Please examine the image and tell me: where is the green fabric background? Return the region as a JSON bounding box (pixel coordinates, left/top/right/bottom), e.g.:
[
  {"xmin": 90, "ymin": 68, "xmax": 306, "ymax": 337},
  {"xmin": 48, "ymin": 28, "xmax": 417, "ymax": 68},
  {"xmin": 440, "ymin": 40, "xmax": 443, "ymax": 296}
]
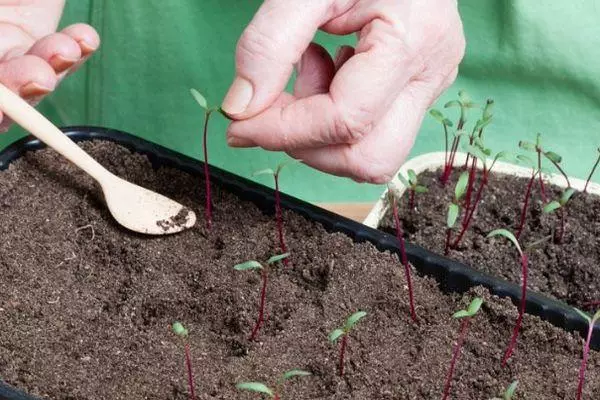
[{"xmin": 2, "ymin": 0, "xmax": 599, "ymax": 202}]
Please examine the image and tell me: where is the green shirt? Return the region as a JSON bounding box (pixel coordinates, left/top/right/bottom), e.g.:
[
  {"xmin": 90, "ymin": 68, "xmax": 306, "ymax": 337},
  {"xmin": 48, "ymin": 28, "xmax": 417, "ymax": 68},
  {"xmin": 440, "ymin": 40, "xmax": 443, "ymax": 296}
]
[{"xmin": 3, "ymin": 0, "xmax": 599, "ymax": 202}]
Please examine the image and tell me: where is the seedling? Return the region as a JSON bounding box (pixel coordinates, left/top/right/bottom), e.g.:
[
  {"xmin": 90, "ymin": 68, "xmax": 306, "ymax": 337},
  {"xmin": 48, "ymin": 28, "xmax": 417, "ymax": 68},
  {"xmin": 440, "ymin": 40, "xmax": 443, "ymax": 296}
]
[
  {"xmin": 543, "ymin": 187, "xmax": 576, "ymax": 244},
  {"xmin": 329, "ymin": 311, "xmax": 367, "ymax": 376},
  {"xmin": 487, "ymin": 229, "xmax": 528, "ymax": 367},
  {"xmin": 234, "ymin": 253, "xmax": 290, "ymax": 341},
  {"xmin": 583, "ymin": 147, "xmax": 600, "ymax": 193},
  {"xmin": 172, "ymin": 322, "xmax": 196, "ymax": 400},
  {"xmin": 499, "ymin": 380, "xmax": 519, "ymax": 400},
  {"xmin": 429, "ymin": 108, "xmax": 454, "ymax": 181},
  {"xmin": 236, "ymin": 369, "xmax": 311, "ymax": 400},
  {"xmin": 387, "ymin": 188, "xmax": 417, "ymax": 322},
  {"xmin": 253, "ymin": 160, "xmax": 301, "ymax": 264},
  {"xmin": 445, "ymin": 171, "xmax": 469, "ymax": 255},
  {"xmin": 514, "ymin": 155, "xmax": 541, "ymax": 239},
  {"xmin": 190, "ymin": 89, "xmax": 226, "ymax": 230},
  {"xmin": 442, "ymin": 297, "xmax": 484, "ymax": 400},
  {"xmin": 397, "ymin": 169, "xmax": 428, "ymax": 211},
  {"xmin": 574, "ymin": 309, "xmax": 600, "ymax": 400}
]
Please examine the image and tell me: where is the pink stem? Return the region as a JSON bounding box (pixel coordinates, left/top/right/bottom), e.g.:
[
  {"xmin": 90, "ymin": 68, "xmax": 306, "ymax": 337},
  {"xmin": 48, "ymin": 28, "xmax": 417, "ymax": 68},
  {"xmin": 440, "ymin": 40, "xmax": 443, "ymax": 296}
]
[
  {"xmin": 462, "ymin": 157, "xmax": 477, "ymax": 226},
  {"xmin": 203, "ymin": 111, "xmax": 212, "ymax": 230},
  {"xmin": 339, "ymin": 335, "xmax": 348, "ymax": 376},
  {"xmin": 557, "ymin": 207, "xmax": 566, "ymax": 244},
  {"xmin": 409, "ymin": 189, "xmax": 416, "ymax": 211},
  {"xmin": 452, "ymin": 171, "xmax": 488, "ymax": 249},
  {"xmin": 274, "ymin": 174, "xmax": 288, "ymax": 265},
  {"xmin": 249, "ymin": 269, "xmax": 268, "ymax": 341},
  {"xmin": 391, "ymin": 198, "xmax": 417, "ymax": 322},
  {"xmin": 184, "ymin": 343, "xmax": 196, "ymax": 400},
  {"xmin": 442, "ymin": 318, "xmax": 470, "ymax": 400},
  {"xmin": 444, "ymin": 229, "xmax": 452, "ymax": 256},
  {"xmin": 584, "ymin": 155, "xmax": 600, "ymax": 193},
  {"xmin": 501, "ymin": 254, "xmax": 528, "ymax": 367},
  {"xmin": 577, "ymin": 320, "xmax": 595, "ymax": 400},
  {"xmin": 537, "ymin": 150, "xmax": 548, "ymax": 203},
  {"xmin": 516, "ymin": 171, "xmax": 536, "ymax": 239}
]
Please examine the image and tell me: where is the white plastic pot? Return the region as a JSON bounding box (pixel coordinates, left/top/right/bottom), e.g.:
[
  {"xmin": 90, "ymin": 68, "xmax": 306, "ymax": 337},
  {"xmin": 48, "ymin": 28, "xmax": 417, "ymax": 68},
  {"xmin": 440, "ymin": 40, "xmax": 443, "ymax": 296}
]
[{"xmin": 363, "ymin": 151, "xmax": 600, "ymax": 229}]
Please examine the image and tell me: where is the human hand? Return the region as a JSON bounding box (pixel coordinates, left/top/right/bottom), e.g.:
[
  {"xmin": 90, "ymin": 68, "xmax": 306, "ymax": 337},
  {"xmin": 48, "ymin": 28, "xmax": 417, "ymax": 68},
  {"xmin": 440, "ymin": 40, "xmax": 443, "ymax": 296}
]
[
  {"xmin": 0, "ymin": 0, "xmax": 100, "ymax": 132},
  {"xmin": 223, "ymin": 0, "xmax": 464, "ymax": 183}
]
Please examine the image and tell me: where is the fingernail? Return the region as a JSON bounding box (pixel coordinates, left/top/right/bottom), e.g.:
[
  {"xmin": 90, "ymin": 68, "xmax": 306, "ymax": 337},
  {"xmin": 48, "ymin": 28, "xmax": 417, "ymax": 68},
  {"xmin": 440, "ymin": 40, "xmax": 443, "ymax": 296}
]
[
  {"xmin": 227, "ymin": 135, "xmax": 256, "ymax": 148},
  {"xmin": 222, "ymin": 77, "xmax": 253, "ymax": 115},
  {"xmin": 19, "ymin": 82, "xmax": 53, "ymax": 98},
  {"xmin": 49, "ymin": 55, "xmax": 78, "ymax": 73},
  {"xmin": 78, "ymin": 40, "xmax": 98, "ymax": 56}
]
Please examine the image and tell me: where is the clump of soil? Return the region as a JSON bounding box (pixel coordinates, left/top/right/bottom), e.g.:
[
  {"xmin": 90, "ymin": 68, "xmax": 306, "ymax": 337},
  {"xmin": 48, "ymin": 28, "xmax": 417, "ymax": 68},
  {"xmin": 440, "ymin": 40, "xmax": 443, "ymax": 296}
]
[
  {"xmin": 0, "ymin": 141, "xmax": 598, "ymax": 399},
  {"xmin": 380, "ymin": 168, "xmax": 600, "ymax": 308}
]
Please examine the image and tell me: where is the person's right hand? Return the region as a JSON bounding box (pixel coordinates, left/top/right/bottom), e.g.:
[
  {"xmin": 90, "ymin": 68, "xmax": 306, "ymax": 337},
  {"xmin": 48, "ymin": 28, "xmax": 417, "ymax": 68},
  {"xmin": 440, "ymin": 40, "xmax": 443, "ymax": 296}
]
[{"xmin": 0, "ymin": 0, "xmax": 100, "ymax": 132}]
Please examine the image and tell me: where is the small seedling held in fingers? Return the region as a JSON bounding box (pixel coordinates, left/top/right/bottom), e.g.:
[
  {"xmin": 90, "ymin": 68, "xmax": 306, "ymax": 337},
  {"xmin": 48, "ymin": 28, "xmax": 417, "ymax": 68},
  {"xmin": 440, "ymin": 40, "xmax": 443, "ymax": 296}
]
[
  {"xmin": 574, "ymin": 308, "xmax": 600, "ymax": 400},
  {"xmin": 387, "ymin": 188, "xmax": 417, "ymax": 322},
  {"xmin": 584, "ymin": 147, "xmax": 600, "ymax": 193},
  {"xmin": 442, "ymin": 297, "xmax": 484, "ymax": 400},
  {"xmin": 172, "ymin": 321, "xmax": 196, "ymax": 400},
  {"xmin": 236, "ymin": 369, "xmax": 311, "ymax": 400},
  {"xmin": 329, "ymin": 311, "xmax": 367, "ymax": 376},
  {"xmin": 445, "ymin": 171, "xmax": 469, "ymax": 255},
  {"xmin": 234, "ymin": 253, "xmax": 290, "ymax": 341},
  {"xmin": 543, "ymin": 187, "xmax": 577, "ymax": 244},
  {"xmin": 190, "ymin": 89, "xmax": 227, "ymax": 230},
  {"xmin": 254, "ymin": 160, "xmax": 302, "ymax": 264},
  {"xmin": 487, "ymin": 229, "xmax": 528, "ymax": 367},
  {"xmin": 397, "ymin": 169, "xmax": 428, "ymax": 211}
]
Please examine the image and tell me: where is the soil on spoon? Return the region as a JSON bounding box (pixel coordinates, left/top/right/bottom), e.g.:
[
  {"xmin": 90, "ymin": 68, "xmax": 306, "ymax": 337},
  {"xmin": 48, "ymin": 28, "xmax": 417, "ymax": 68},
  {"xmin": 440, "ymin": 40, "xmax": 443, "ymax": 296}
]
[
  {"xmin": 380, "ymin": 167, "xmax": 600, "ymax": 309},
  {"xmin": 0, "ymin": 141, "xmax": 598, "ymax": 400}
]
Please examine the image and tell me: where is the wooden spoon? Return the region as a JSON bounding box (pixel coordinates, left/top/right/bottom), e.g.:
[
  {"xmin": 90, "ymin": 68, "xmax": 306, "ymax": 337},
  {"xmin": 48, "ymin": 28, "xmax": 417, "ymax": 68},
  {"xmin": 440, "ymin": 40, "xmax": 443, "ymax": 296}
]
[{"xmin": 0, "ymin": 83, "xmax": 196, "ymax": 235}]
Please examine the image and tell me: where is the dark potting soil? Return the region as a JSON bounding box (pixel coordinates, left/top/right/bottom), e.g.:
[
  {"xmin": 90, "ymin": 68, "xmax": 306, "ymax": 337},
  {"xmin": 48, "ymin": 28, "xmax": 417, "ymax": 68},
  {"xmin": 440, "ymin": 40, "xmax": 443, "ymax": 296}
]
[
  {"xmin": 0, "ymin": 141, "xmax": 598, "ymax": 400},
  {"xmin": 380, "ymin": 168, "xmax": 600, "ymax": 309}
]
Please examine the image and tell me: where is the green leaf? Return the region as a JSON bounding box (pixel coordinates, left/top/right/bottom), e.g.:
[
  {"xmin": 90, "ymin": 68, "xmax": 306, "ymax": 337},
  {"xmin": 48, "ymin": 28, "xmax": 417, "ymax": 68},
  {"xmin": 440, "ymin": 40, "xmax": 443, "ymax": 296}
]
[
  {"xmin": 444, "ymin": 100, "xmax": 461, "ymax": 108},
  {"xmin": 452, "ymin": 310, "xmax": 471, "ymax": 319},
  {"xmin": 474, "ymin": 116, "xmax": 493, "ymax": 131},
  {"xmin": 407, "ymin": 169, "xmax": 418, "ymax": 185},
  {"xmin": 453, "ymin": 129, "xmax": 467, "ymax": 139},
  {"xmin": 518, "ymin": 141, "xmax": 536, "ymax": 152},
  {"xmin": 442, "ymin": 118, "xmax": 454, "ymax": 127},
  {"xmin": 574, "ymin": 308, "xmax": 592, "ymax": 323},
  {"xmin": 483, "ymin": 99, "xmax": 494, "ymax": 119},
  {"xmin": 458, "ymin": 90, "xmax": 471, "ymax": 104},
  {"xmin": 503, "ymin": 380, "xmax": 519, "ymax": 400},
  {"xmin": 453, "ymin": 297, "xmax": 484, "ymax": 319},
  {"xmin": 280, "ymin": 369, "xmax": 311, "ymax": 383},
  {"xmin": 536, "ymin": 132, "xmax": 542, "ymax": 147},
  {"xmin": 429, "ymin": 109, "xmax": 445, "ymax": 122},
  {"xmin": 544, "ymin": 151, "xmax": 562, "ymax": 164},
  {"xmin": 172, "ymin": 321, "xmax": 188, "ymax": 337},
  {"xmin": 465, "ymin": 144, "xmax": 488, "ymax": 163},
  {"xmin": 266, "ymin": 253, "xmax": 290, "ymax": 265},
  {"xmin": 344, "ymin": 311, "xmax": 367, "ymax": 331},
  {"xmin": 494, "ymin": 151, "xmax": 510, "ymax": 162},
  {"xmin": 543, "ymin": 201, "xmax": 561, "ymax": 214},
  {"xmin": 397, "ymin": 173, "xmax": 410, "ymax": 188},
  {"xmin": 234, "ymin": 260, "xmax": 263, "ymax": 271},
  {"xmin": 190, "ymin": 88, "xmax": 208, "ymax": 109},
  {"xmin": 592, "ymin": 310, "xmax": 600, "ymax": 325},
  {"xmin": 516, "ymin": 154, "xmax": 535, "ymax": 169},
  {"xmin": 414, "ymin": 185, "xmax": 428, "ymax": 194},
  {"xmin": 487, "ymin": 229, "xmax": 523, "ymax": 256},
  {"xmin": 560, "ymin": 188, "xmax": 576, "ymax": 205},
  {"xmin": 275, "ymin": 158, "xmax": 303, "ymax": 175},
  {"xmin": 236, "ymin": 382, "xmax": 274, "ymax": 397},
  {"xmin": 253, "ymin": 168, "xmax": 275, "ymax": 177},
  {"xmin": 455, "ymin": 171, "xmax": 469, "ymax": 200},
  {"xmin": 328, "ymin": 328, "xmax": 345, "ymax": 343},
  {"xmin": 447, "ymin": 203, "xmax": 459, "ymax": 228}
]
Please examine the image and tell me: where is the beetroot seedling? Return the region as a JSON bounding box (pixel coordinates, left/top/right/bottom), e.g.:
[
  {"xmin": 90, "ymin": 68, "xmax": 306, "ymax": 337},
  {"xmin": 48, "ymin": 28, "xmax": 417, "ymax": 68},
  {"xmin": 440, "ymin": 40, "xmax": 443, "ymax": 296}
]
[
  {"xmin": 487, "ymin": 229, "xmax": 528, "ymax": 367},
  {"xmin": 429, "ymin": 109, "xmax": 454, "ymax": 177},
  {"xmin": 172, "ymin": 322, "xmax": 196, "ymax": 400},
  {"xmin": 442, "ymin": 297, "xmax": 484, "ymax": 400},
  {"xmin": 387, "ymin": 188, "xmax": 417, "ymax": 322},
  {"xmin": 253, "ymin": 160, "xmax": 302, "ymax": 264},
  {"xmin": 543, "ymin": 187, "xmax": 577, "ymax": 244},
  {"xmin": 445, "ymin": 171, "xmax": 469, "ymax": 255},
  {"xmin": 190, "ymin": 89, "xmax": 227, "ymax": 230},
  {"xmin": 329, "ymin": 311, "xmax": 367, "ymax": 376},
  {"xmin": 493, "ymin": 380, "xmax": 518, "ymax": 400},
  {"xmin": 514, "ymin": 155, "xmax": 541, "ymax": 239},
  {"xmin": 397, "ymin": 169, "xmax": 428, "ymax": 211},
  {"xmin": 234, "ymin": 253, "xmax": 290, "ymax": 341},
  {"xmin": 573, "ymin": 308, "xmax": 600, "ymax": 400},
  {"xmin": 236, "ymin": 369, "xmax": 311, "ymax": 400},
  {"xmin": 584, "ymin": 147, "xmax": 600, "ymax": 193}
]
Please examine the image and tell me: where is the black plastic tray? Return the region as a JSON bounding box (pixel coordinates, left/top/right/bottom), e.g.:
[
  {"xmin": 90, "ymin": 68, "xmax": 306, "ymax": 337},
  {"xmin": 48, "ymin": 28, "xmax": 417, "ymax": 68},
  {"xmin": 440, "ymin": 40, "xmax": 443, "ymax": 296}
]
[{"xmin": 0, "ymin": 126, "xmax": 596, "ymax": 399}]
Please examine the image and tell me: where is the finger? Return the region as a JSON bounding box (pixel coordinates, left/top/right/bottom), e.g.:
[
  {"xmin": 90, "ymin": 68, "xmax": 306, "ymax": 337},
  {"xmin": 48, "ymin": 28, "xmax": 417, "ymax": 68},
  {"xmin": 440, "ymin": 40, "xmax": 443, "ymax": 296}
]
[
  {"xmin": 222, "ymin": 0, "xmax": 339, "ymax": 118},
  {"xmin": 61, "ymin": 23, "xmax": 101, "ymax": 56},
  {"xmin": 293, "ymin": 42, "xmax": 335, "ymax": 98},
  {"xmin": 333, "ymin": 45, "xmax": 354, "ymax": 71},
  {"xmin": 27, "ymin": 32, "xmax": 81, "ymax": 74},
  {"xmin": 0, "ymin": 22, "xmax": 35, "ymax": 61}
]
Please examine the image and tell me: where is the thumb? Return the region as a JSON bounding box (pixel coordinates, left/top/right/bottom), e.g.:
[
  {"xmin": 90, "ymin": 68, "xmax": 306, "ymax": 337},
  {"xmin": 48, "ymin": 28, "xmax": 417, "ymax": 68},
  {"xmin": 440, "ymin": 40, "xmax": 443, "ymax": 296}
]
[{"xmin": 222, "ymin": 0, "xmax": 336, "ymax": 118}]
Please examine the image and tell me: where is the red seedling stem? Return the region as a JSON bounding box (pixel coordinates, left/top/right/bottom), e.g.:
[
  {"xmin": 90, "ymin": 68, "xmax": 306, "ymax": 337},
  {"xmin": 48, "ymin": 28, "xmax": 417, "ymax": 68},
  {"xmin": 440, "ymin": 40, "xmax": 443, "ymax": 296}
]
[
  {"xmin": 462, "ymin": 157, "xmax": 478, "ymax": 225},
  {"xmin": 444, "ymin": 229, "xmax": 452, "ymax": 256},
  {"xmin": 184, "ymin": 343, "xmax": 196, "ymax": 400},
  {"xmin": 537, "ymin": 150, "xmax": 548, "ymax": 203},
  {"xmin": 502, "ymin": 253, "xmax": 528, "ymax": 367},
  {"xmin": 442, "ymin": 318, "xmax": 470, "ymax": 400},
  {"xmin": 452, "ymin": 167, "xmax": 488, "ymax": 249},
  {"xmin": 577, "ymin": 316, "xmax": 597, "ymax": 400},
  {"xmin": 203, "ymin": 111, "xmax": 213, "ymax": 230},
  {"xmin": 274, "ymin": 394, "xmax": 280, "ymax": 400},
  {"xmin": 516, "ymin": 170, "xmax": 537, "ymax": 239},
  {"xmin": 274, "ymin": 173, "xmax": 288, "ymax": 265},
  {"xmin": 339, "ymin": 335, "xmax": 348, "ymax": 376},
  {"xmin": 391, "ymin": 197, "xmax": 417, "ymax": 322},
  {"xmin": 584, "ymin": 154, "xmax": 600, "ymax": 193},
  {"xmin": 250, "ymin": 268, "xmax": 268, "ymax": 341},
  {"xmin": 408, "ymin": 189, "xmax": 416, "ymax": 211}
]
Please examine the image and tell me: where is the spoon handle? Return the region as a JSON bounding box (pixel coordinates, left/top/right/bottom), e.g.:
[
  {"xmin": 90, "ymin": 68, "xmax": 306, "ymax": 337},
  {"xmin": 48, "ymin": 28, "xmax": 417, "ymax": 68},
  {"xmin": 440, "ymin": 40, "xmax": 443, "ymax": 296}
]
[{"xmin": 0, "ymin": 83, "xmax": 111, "ymax": 182}]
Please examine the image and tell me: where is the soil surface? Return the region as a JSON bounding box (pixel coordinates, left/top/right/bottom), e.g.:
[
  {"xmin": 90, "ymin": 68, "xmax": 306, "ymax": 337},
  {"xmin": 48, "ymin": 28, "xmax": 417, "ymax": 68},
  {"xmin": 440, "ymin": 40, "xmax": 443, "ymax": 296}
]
[
  {"xmin": 380, "ymin": 167, "xmax": 600, "ymax": 309},
  {"xmin": 0, "ymin": 141, "xmax": 599, "ymax": 400}
]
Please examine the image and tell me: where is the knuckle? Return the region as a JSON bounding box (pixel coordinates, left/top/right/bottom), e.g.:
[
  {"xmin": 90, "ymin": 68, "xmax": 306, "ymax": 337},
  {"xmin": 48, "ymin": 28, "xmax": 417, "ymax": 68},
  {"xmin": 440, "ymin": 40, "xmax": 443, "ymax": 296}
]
[
  {"xmin": 332, "ymin": 104, "xmax": 374, "ymax": 144},
  {"xmin": 236, "ymin": 24, "xmax": 281, "ymax": 66}
]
